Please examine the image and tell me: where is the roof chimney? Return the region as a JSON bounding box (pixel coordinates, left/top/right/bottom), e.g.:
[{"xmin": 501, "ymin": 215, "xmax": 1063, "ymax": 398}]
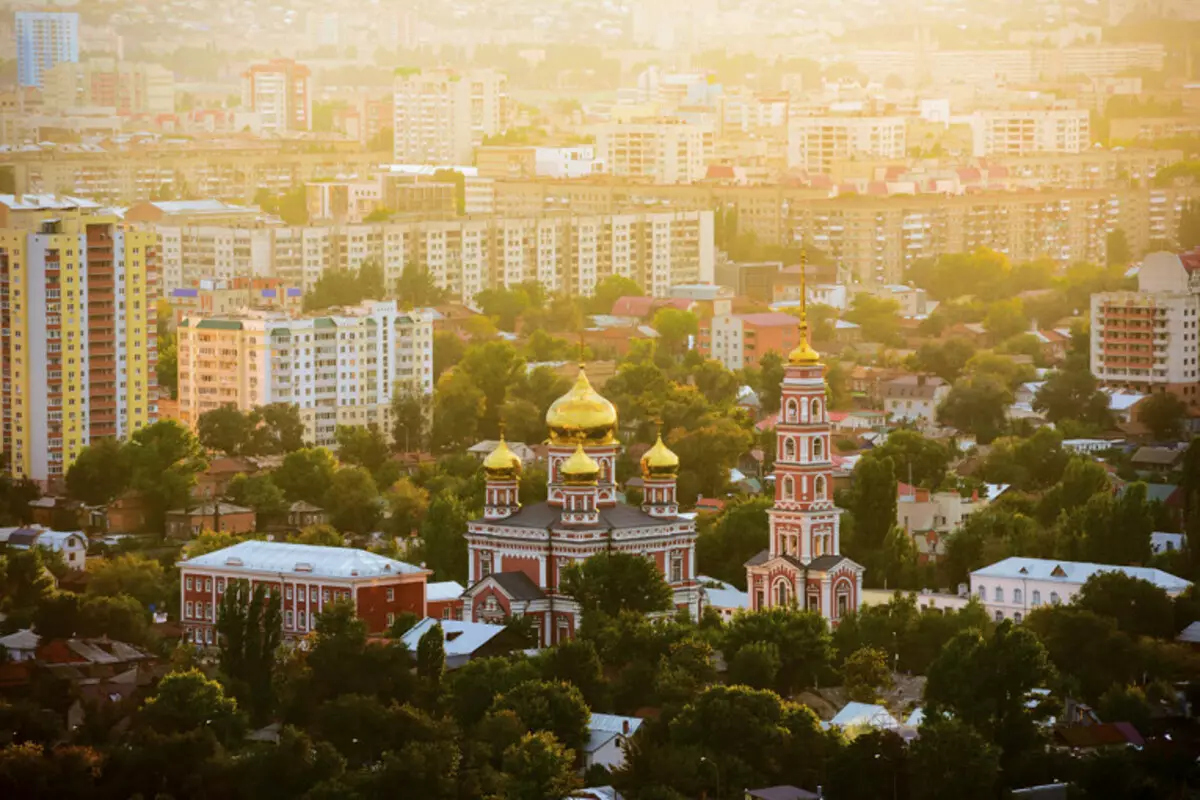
[{"xmin": 622, "ymin": 719, "xmax": 630, "ymax": 735}]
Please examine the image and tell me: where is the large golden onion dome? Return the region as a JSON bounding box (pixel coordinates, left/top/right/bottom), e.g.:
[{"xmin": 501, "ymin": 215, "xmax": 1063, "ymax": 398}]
[
  {"xmin": 788, "ymin": 333, "xmax": 821, "ymax": 366},
  {"xmin": 482, "ymin": 434, "xmax": 522, "ymax": 480},
  {"xmin": 640, "ymin": 432, "xmax": 680, "ymax": 479},
  {"xmin": 545, "ymin": 365, "xmax": 618, "ymax": 445},
  {"xmin": 561, "ymin": 443, "xmax": 600, "ymax": 485}
]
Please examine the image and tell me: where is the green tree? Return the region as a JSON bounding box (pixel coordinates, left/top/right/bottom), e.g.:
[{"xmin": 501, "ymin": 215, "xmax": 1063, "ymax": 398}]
[
  {"xmin": 272, "ymin": 448, "xmax": 338, "ymax": 504},
  {"xmin": 86, "ymin": 554, "xmax": 168, "ymax": 609},
  {"xmin": 140, "ymin": 668, "xmax": 246, "ymax": 744},
  {"xmin": 696, "ymin": 496, "xmax": 771, "ymax": 588},
  {"xmin": 909, "ymin": 716, "xmax": 999, "ymax": 800},
  {"xmin": 1106, "ymin": 229, "xmax": 1132, "ymax": 267},
  {"xmin": 433, "ymin": 331, "xmax": 467, "ymax": 381},
  {"xmin": 500, "ymin": 731, "xmax": 581, "ymax": 800},
  {"xmin": 538, "ymin": 639, "xmax": 606, "ymax": 708},
  {"xmin": 912, "ymin": 338, "xmax": 977, "ymax": 383},
  {"xmin": 431, "ymin": 369, "xmax": 486, "ymax": 452},
  {"xmin": 421, "ymin": 494, "xmax": 471, "ymax": 583},
  {"xmin": 385, "ymin": 477, "xmax": 430, "ymax": 538},
  {"xmin": 844, "ymin": 293, "xmax": 903, "ymax": 344},
  {"xmin": 1139, "ymin": 391, "xmax": 1187, "ymax": 440},
  {"xmin": 757, "ymin": 351, "xmax": 785, "ymax": 413},
  {"xmin": 937, "ymin": 373, "xmax": 1013, "ymax": 444},
  {"xmin": 1033, "ymin": 363, "xmax": 1113, "ymax": 430},
  {"xmin": 226, "ymin": 473, "xmax": 287, "ymax": 517},
  {"xmin": 560, "ymin": 550, "xmax": 673, "ymax": 618},
  {"xmin": 492, "ymin": 679, "xmax": 590, "ymax": 755},
  {"xmin": 324, "ymin": 467, "xmax": 381, "ymax": 534},
  {"xmin": 197, "ymin": 405, "xmax": 253, "ymax": 455},
  {"xmin": 125, "ymin": 420, "xmax": 208, "ymax": 531},
  {"xmin": 590, "ymin": 274, "xmax": 643, "ymax": 314},
  {"xmin": 65, "ymin": 438, "xmax": 130, "ymax": 505},
  {"xmin": 391, "ymin": 390, "xmax": 427, "ymax": 452},
  {"xmin": 845, "ymin": 456, "xmax": 898, "ymax": 562},
  {"xmin": 217, "ymin": 581, "xmax": 282, "ymax": 722},
  {"xmin": 289, "ymin": 523, "xmax": 344, "ymax": 546},
  {"xmin": 880, "ymin": 525, "xmax": 920, "ymax": 591},
  {"xmin": 924, "ymin": 622, "xmax": 1055, "ymax": 773},
  {"xmin": 157, "ymin": 334, "xmax": 179, "ymax": 399},
  {"xmin": 334, "ymin": 424, "xmax": 392, "ymax": 475},
  {"xmin": 1076, "ymin": 570, "xmax": 1175, "ymax": 639},
  {"xmin": 653, "ymin": 308, "xmax": 699, "ymax": 356},
  {"xmin": 842, "ymin": 646, "xmax": 894, "ymax": 702},
  {"xmin": 827, "ymin": 729, "xmax": 908, "ymax": 800},
  {"xmin": 668, "ymin": 416, "xmax": 754, "ymax": 501},
  {"xmin": 983, "ymin": 298, "xmax": 1028, "ymax": 343},
  {"xmin": 247, "ymin": 403, "xmax": 306, "ymax": 454},
  {"xmin": 417, "ymin": 621, "xmax": 446, "ymax": 695},
  {"xmin": 1095, "ymin": 684, "xmax": 1153, "ymax": 728},
  {"xmin": 726, "ymin": 641, "xmax": 781, "ymax": 690},
  {"xmin": 867, "ymin": 430, "xmax": 949, "ymax": 488},
  {"xmin": 396, "ymin": 262, "xmax": 448, "ymax": 308},
  {"xmin": 722, "ymin": 608, "xmax": 835, "ymax": 694}
]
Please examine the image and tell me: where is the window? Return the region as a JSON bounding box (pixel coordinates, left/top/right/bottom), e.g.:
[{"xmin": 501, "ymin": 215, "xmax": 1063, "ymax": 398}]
[
  {"xmin": 784, "ymin": 438, "xmax": 796, "ymax": 461},
  {"xmin": 783, "ymin": 475, "xmax": 794, "ymax": 500},
  {"xmin": 812, "ymin": 437, "xmax": 824, "ymax": 460},
  {"xmin": 977, "ymin": 585, "xmax": 986, "ymax": 598},
  {"xmin": 995, "ymin": 611, "xmax": 1004, "ymax": 621},
  {"xmin": 1032, "ymin": 590, "xmax": 1041, "ymax": 606},
  {"xmin": 186, "ymin": 577, "xmax": 193, "ymax": 591},
  {"xmin": 310, "ymin": 587, "xmax": 318, "ymax": 601},
  {"xmin": 785, "ymin": 399, "xmax": 798, "ymax": 423},
  {"xmin": 205, "ymin": 579, "xmax": 212, "ymax": 592},
  {"xmin": 670, "ymin": 551, "xmax": 683, "ymax": 583},
  {"xmin": 217, "ymin": 578, "xmax": 225, "ymax": 593},
  {"xmin": 186, "ymin": 601, "xmax": 194, "ymax": 618},
  {"xmin": 994, "ymin": 587, "xmax": 1004, "ymax": 603},
  {"xmin": 442, "ymin": 607, "xmax": 452, "ymax": 620},
  {"xmin": 480, "ymin": 551, "xmax": 494, "ymax": 579},
  {"xmin": 386, "ymin": 612, "xmax": 395, "ymax": 625},
  {"xmin": 1014, "ymin": 612, "xmax": 1023, "ymax": 623},
  {"xmin": 286, "ymin": 586, "xmax": 293, "ymax": 600},
  {"xmin": 774, "ymin": 580, "xmax": 790, "ymax": 607},
  {"xmin": 286, "ymin": 611, "xmax": 294, "ymax": 627},
  {"xmin": 811, "ymin": 398, "xmax": 822, "ymax": 421},
  {"xmin": 386, "ymin": 587, "xmax": 395, "ymax": 602},
  {"xmin": 1050, "ymin": 592, "xmax": 1060, "ymax": 605},
  {"xmin": 836, "ymin": 588, "xmax": 850, "ymax": 617},
  {"xmin": 323, "ymin": 589, "xmax": 331, "ymax": 602},
  {"xmin": 206, "ymin": 603, "xmax": 213, "ymax": 620},
  {"xmin": 814, "ymin": 476, "xmax": 826, "ymax": 500},
  {"xmin": 205, "ymin": 628, "xmax": 213, "ymax": 645},
  {"xmin": 1013, "ymin": 588, "xmax": 1022, "ymax": 604}
]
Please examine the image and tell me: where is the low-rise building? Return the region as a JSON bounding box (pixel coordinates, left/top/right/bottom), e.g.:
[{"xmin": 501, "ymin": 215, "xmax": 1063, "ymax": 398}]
[
  {"xmin": 584, "ymin": 713, "xmax": 644, "ymax": 771},
  {"xmin": 179, "ymin": 540, "xmax": 430, "ymax": 645},
  {"xmin": 898, "ymin": 483, "xmax": 1008, "ymax": 562},
  {"xmin": 426, "ymin": 580, "xmax": 465, "ymax": 621},
  {"xmin": 165, "ymin": 502, "xmax": 257, "ymax": 540},
  {"xmin": 882, "ymin": 375, "xmax": 951, "ymax": 424},
  {"xmin": 0, "ymin": 526, "xmax": 88, "ymax": 570},
  {"xmin": 399, "ymin": 617, "xmax": 520, "ymax": 669},
  {"xmin": 699, "ymin": 312, "xmax": 801, "ymax": 371},
  {"xmin": 970, "ymin": 556, "xmax": 1192, "ymax": 623}
]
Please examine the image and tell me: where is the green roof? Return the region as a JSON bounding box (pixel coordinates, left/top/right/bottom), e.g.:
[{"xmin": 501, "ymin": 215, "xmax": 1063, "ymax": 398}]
[
  {"xmin": 196, "ymin": 319, "xmax": 243, "ymax": 331},
  {"xmin": 270, "ymin": 327, "xmax": 291, "ymax": 337},
  {"xmin": 314, "ymin": 318, "xmax": 337, "ymax": 329}
]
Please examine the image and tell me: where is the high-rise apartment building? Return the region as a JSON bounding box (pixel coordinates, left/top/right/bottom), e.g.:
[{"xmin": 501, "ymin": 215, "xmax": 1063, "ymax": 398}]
[
  {"xmin": 1091, "ymin": 250, "xmax": 1200, "ymax": 406},
  {"xmin": 594, "ymin": 119, "xmax": 715, "ymax": 184},
  {"xmin": 0, "ymin": 196, "xmax": 157, "ymax": 486},
  {"xmin": 176, "ymin": 302, "xmax": 432, "ymax": 447},
  {"xmin": 242, "ymin": 59, "xmax": 313, "ymax": 134},
  {"xmin": 786, "ymin": 115, "xmax": 907, "ymax": 172},
  {"xmin": 392, "ymin": 68, "xmax": 507, "ymax": 165},
  {"xmin": 152, "ymin": 211, "xmax": 714, "ymax": 300},
  {"xmin": 15, "ymin": 11, "xmax": 79, "ymax": 88},
  {"xmin": 972, "ymin": 109, "xmax": 1090, "ymax": 157},
  {"xmin": 42, "ymin": 58, "xmax": 175, "ymax": 116}
]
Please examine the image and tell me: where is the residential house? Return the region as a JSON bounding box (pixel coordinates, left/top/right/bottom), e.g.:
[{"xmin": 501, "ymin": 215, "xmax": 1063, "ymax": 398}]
[
  {"xmin": 195, "ymin": 456, "xmax": 260, "ymax": 500},
  {"xmin": 165, "ymin": 502, "xmax": 257, "ymax": 539},
  {"xmin": 0, "ymin": 526, "xmax": 89, "ymax": 570},
  {"xmin": 400, "ymin": 617, "xmax": 523, "ymax": 669},
  {"xmin": 584, "ymin": 713, "xmax": 643, "ymax": 771},
  {"xmin": 104, "ymin": 492, "xmax": 152, "ymax": 533},
  {"xmin": 1131, "ymin": 446, "xmax": 1184, "ymax": 473},
  {"xmin": 1028, "ymin": 327, "xmax": 1073, "ymax": 364},
  {"xmin": 427, "ymin": 580, "xmax": 465, "ymax": 621},
  {"xmin": 699, "ymin": 312, "xmax": 802, "ymax": 371},
  {"xmin": 287, "ymin": 502, "xmax": 328, "ymax": 530},
  {"xmin": 898, "ymin": 482, "xmax": 1008, "ymax": 562},
  {"xmin": 883, "ymin": 374, "xmax": 951, "ymax": 425},
  {"xmin": 849, "ymin": 366, "xmax": 905, "ymax": 408},
  {"xmin": 468, "ymin": 439, "xmax": 539, "ymax": 466},
  {"xmin": 1133, "ymin": 483, "xmax": 1183, "ymax": 528},
  {"xmin": 669, "ymin": 284, "xmax": 734, "ymax": 317},
  {"xmin": 698, "ymin": 576, "xmax": 749, "ymax": 622},
  {"xmin": 970, "ymin": 557, "xmax": 1192, "ymax": 623},
  {"xmin": 827, "ymin": 702, "xmax": 902, "ymax": 732}
]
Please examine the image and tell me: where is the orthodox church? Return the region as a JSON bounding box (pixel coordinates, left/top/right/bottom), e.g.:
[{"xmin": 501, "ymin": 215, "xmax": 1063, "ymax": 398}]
[
  {"xmin": 744, "ymin": 257, "xmax": 864, "ymax": 623},
  {"xmin": 462, "ymin": 368, "xmax": 700, "ymax": 646}
]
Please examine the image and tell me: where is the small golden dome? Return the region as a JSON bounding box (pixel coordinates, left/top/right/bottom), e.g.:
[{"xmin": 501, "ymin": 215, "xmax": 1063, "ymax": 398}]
[
  {"xmin": 483, "ymin": 435, "xmax": 522, "ymax": 480},
  {"xmin": 561, "ymin": 443, "xmax": 600, "ymax": 485},
  {"xmin": 545, "ymin": 365, "xmax": 618, "ymax": 445},
  {"xmin": 640, "ymin": 433, "xmax": 680, "ymax": 479},
  {"xmin": 788, "ymin": 335, "xmax": 821, "ymax": 366}
]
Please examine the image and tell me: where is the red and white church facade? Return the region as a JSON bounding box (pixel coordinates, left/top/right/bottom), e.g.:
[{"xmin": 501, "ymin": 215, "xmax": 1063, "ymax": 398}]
[
  {"xmin": 745, "ymin": 272, "xmax": 864, "ymax": 623},
  {"xmin": 462, "ymin": 367, "xmax": 700, "ymax": 646}
]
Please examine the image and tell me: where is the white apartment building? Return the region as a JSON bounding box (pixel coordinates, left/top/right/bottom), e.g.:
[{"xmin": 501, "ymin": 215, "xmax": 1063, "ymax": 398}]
[
  {"xmin": 153, "ymin": 211, "xmax": 714, "ymax": 301},
  {"xmin": 786, "ymin": 115, "xmax": 907, "ymax": 172},
  {"xmin": 392, "ymin": 68, "xmax": 507, "ymax": 165},
  {"xmin": 595, "ymin": 119, "xmax": 715, "ymax": 184},
  {"xmin": 534, "ymin": 146, "xmax": 603, "ymax": 179},
  {"xmin": 970, "ymin": 557, "xmax": 1191, "ymax": 623},
  {"xmin": 971, "ymin": 109, "xmax": 1090, "ymax": 157},
  {"xmin": 241, "ymin": 59, "xmax": 312, "ymax": 135},
  {"xmin": 882, "ymin": 375, "xmax": 951, "ymax": 425},
  {"xmin": 176, "ymin": 301, "xmax": 432, "ymax": 447},
  {"xmin": 1091, "ymin": 250, "xmax": 1200, "ymax": 406}
]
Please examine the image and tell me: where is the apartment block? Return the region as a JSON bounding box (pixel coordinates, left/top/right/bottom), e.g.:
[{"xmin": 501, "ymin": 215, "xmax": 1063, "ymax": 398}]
[
  {"xmin": 152, "ymin": 211, "xmax": 714, "ymax": 301},
  {"xmin": 42, "ymin": 58, "xmax": 174, "ymax": 116},
  {"xmin": 1091, "ymin": 250, "xmax": 1200, "ymax": 406},
  {"xmin": 242, "ymin": 59, "xmax": 313, "ymax": 134},
  {"xmin": 167, "ymin": 277, "xmax": 303, "ymax": 328},
  {"xmin": 595, "ymin": 119, "xmax": 715, "ymax": 184},
  {"xmin": 393, "ymin": 68, "xmax": 507, "ymax": 165},
  {"xmin": 16, "ymin": 11, "xmax": 79, "ymax": 88},
  {"xmin": 699, "ymin": 312, "xmax": 800, "ymax": 371},
  {"xmin": 0, "ymin": 196, "xmax": 157, "ymax": 486},
  {"xmin": 972, "ymin": 109, "xmax": 1090, "ymax": 157},
  {"xmin": 4, "ymin": 144, "xmax": 381, "ymax": 205},
  {"xmin": 177, "ymin": 301, "xmax": 432, "ymax": 447},
  {"xmin": 787, "ymin": 115, "xmax": 907, "ymax": 173}
]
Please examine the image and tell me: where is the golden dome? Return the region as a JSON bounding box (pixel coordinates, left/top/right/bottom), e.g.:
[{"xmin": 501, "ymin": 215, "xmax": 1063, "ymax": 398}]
[
  {"xmin": 483, "ymin": 435, "xmax": 522, "ymax": 480},
  {"xmin": 788, "ymin": 334, "xmax": 821, "ymax": 366},
  {"xmin": 561, "ymin": 443, "xmax": 600, "ymax": 485},
  {"xmin": 640, "ymin": 433, "xmax": 680, "ymax": 479},
  {"xmin": 545, "ymin": 365, "xmax": 618, "ymax": 445}
]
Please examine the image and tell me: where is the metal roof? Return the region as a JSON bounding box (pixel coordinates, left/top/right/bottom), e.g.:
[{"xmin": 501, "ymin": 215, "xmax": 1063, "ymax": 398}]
[{"xmin": 182, "ymin": 540, "xmax": 425, "ymax": 580}]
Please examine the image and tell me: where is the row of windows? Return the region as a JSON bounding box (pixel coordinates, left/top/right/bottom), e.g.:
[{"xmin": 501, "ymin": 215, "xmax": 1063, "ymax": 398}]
[
  {"xmin": 977, "ymin": 585, "xmax": 1060, "ymax": 606},
  {"xmin": 185, "ymin": 575, "xmax": 364, "ymax": 603}
]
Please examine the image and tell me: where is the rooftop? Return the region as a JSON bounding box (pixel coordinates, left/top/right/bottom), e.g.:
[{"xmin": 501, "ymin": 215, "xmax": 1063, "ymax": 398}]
[
  {"xmin": 182, "ymin": 540, "xmax": 427, "ymax": 580},
  {"xmin": 971, "ymin": 557, "xmax": 1191, "ymax": 593},
  {"xmin": 401, "ymin": 617, "xmax": 506, "ymax": 658}
]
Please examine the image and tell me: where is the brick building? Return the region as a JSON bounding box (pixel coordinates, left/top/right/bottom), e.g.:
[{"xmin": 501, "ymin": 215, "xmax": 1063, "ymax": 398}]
[{"xmin": 178, "ymin": 541, "xmax": 430, "ymax": 645}]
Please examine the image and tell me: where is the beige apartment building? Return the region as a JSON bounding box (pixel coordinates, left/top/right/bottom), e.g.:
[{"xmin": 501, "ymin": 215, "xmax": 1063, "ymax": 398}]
[
  {"xmin": 392, "ymin": 68, "xmax": 507, "ymax": 165},
  {"xmin": 972, "ymin": 109, "xmax": 1091, "ymax": 156},
  {"xmin": 1091, "ymin": 250, "xmax": 1200, "ymax": 406},
  {"xmin": 786, "ymin": 115, "xmax": 908, "ymax": 172},
  {"xmin": 490, "ymin": 179, "xmax": 1199, "ymax": 284},
  {"xmin": 594, "ymin": 118, "xmax": 715, "ymax": 184},
  {"xmin": 149, "ymin": 211, "xmax": 714, "ymax": 300},
  {"xmin": 2, "ymin": 143, "xmax": 381, "ymax": 205},
  {"xmin": 177, "ymin": 301, "xmax": 432, "ymax": 447},
  {"xmin": 42, "ymin": 58, "xmax": 174, "ymax": 116}
]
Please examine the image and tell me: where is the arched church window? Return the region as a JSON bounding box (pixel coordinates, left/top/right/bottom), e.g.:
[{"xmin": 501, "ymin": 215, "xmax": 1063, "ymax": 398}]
[
  {"xmin": 785, "ymin": 399, "xmax": 798, "ymax": 423},
  {"xmin": 783, "ymin": 437, "xmax": 796, "ymax": 462},
  {"xmin": 811, "ymin": 398, "xmax": 823, "ymax": 421},
  {"xmin": 814, "ymin": 476, "xmax": 826, "ymax": 500},
  {"xmin": 812, "ymin": 437, "xmax": 824, "ymax": 460},
  {"xmin": 783, "ymin": 475, "xmax": 794, "ymax": 500}
]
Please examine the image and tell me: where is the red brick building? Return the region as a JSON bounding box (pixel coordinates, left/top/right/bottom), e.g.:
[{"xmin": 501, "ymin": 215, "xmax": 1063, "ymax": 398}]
[{"xmin": 178, "ymin": 541, "xmax": 430, "ymax": 645}]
